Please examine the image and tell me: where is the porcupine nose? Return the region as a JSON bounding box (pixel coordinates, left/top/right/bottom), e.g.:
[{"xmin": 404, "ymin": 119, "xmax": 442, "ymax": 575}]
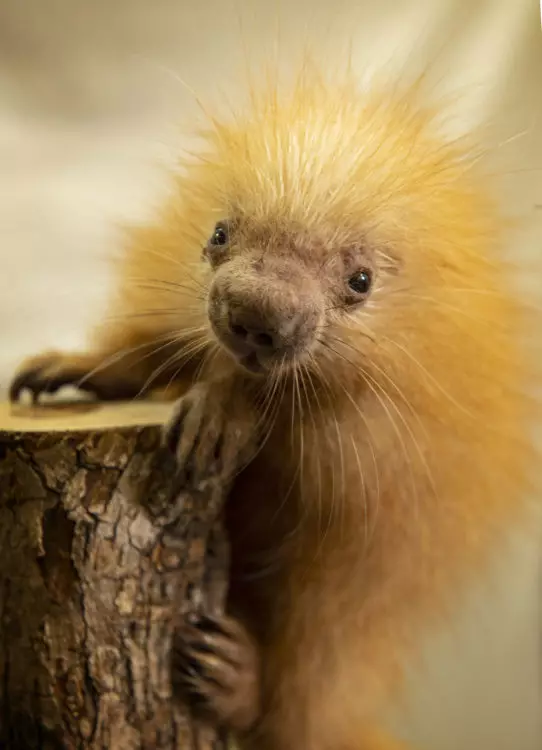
[
  {"xmin": 212, "ymin": 262, "xmax": 322, "ymax": 368},
  {"xmin": 228, "ymin": 307, "xmax": 284, "ymax": 353}
]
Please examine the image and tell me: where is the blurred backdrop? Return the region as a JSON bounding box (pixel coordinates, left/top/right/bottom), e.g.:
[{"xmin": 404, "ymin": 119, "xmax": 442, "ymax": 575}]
[{"xmin": 0, "ymin": 1, "xmax": 541, "ymax": 747}]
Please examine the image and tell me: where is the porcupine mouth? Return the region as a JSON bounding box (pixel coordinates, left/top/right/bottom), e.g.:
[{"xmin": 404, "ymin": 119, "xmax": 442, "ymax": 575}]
[
  {"xmin": 238, "ymin": 352, "xmax": 265, "ymax": 375},
  {"xmin": 215, "ymin": 332, "xmax": 298, "ymax": 377},
  {"xmin": 228, "ymin": 343, "xmax": 303, "ymax": 378},
  {"xmin": 224, "ymin": 342, "xmax": 284, "ymax": 377}
]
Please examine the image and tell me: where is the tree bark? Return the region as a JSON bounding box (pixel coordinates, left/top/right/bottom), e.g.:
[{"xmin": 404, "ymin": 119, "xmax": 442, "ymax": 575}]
[{"xmin": 0, "ymin": 400, "xmax": 230, "ymax": 750}]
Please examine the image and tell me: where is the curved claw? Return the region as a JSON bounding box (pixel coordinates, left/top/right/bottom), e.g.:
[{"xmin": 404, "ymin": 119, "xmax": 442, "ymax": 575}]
[{"xmin": 172, "ymin": 613, "xmax": 261, "ymax": 733}]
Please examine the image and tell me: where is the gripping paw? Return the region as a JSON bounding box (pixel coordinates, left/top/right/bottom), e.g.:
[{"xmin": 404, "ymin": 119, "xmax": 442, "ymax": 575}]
[
  {"xmin": 172, "ymin": 613, "xmax": 260, "ymax": 733},
  {"xmin": 163, "ymin": 379, "xmax": 258, "ymax": 487},
  {"xmin": 9, "ymin": 351, "xmax": 91, "ymax": 403},
  {"xmin": 10, "ymin": 350, "xmax": 146, "ymax": 403}
]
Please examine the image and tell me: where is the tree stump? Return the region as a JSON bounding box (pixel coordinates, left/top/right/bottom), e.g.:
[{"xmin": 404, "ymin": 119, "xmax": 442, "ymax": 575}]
[{"xmin": 0, "ymin": 400, "xmax": 230, "ymax": 750}]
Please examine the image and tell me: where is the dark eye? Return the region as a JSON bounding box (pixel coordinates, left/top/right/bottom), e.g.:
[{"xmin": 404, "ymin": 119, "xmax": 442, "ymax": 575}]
[
  {"xmin": 348, "ymin": 269, "xmax": 372, "ymax": 295},
  {"xmin": 209, "ymin": 223, "xmax": 229, "ymax": 247}
]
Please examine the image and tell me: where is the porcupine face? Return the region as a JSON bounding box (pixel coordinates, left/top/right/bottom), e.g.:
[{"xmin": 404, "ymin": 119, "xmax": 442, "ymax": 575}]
[{"xmin": 204, "ymin": 216, "xmax": 380, "ymax": 376}]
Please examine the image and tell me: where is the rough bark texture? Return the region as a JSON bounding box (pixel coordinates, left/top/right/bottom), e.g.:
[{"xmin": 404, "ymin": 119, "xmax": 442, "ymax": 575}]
[{"xmin": 0, "ymin": 415, "xmax": 229, "ymax": 750}]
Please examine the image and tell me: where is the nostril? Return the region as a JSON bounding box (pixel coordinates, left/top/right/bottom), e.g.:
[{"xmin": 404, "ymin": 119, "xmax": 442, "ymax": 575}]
[
  {"xmin": 231, "ymin": 323, "xmax": 248, "ymax": 339},
  {"xmin": 253, "ymin": 332, "xmax": 274, "ymax": 349}
]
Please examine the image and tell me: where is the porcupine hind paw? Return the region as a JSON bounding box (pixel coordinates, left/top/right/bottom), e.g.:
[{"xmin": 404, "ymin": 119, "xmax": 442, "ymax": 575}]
[
  {"xmin": 9, "ymin": 350, "xmax": 142, "ymax": 402},
  {"xmin": 172, "ymin": 613, "xmax": 261, "ymax": 733},
  {"xmin": 163, "ymin": 378, "xmax": 259, "ymax": 488}
]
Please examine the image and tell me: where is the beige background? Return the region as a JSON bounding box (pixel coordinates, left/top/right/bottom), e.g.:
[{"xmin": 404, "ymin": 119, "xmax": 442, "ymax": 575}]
[{"xmin": 0, "ymin": 1, "xmax": 541, "ymax": 747}]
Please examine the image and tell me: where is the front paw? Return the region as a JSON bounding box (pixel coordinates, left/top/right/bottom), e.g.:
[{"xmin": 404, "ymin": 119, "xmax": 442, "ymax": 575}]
[
  {"xmin": 163, "ymin": 380, "xmax": 258, "ymax": 487},
  {"xmin": 10, "ymin": 351, "xmax": 90, "ymax": 403},
  {"xmin": 172, "ymin": 613, "xmax": 260, "ymax": 734},
  {"xmin": 10, "ymin": 350, "xmax": 147, "ymax": 403}
]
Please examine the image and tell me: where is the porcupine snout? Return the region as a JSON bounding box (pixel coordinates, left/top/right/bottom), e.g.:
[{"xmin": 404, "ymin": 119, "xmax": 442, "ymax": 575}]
[{"xmin": 208, "ymin": 256, "xmax": 323, "ymax": 374}]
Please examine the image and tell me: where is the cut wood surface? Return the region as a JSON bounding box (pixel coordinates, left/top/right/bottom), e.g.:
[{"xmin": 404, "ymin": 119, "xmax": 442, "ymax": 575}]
[{"xmin": 0, "ymin": 400, "xmax": 230, "ymax": 750}]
